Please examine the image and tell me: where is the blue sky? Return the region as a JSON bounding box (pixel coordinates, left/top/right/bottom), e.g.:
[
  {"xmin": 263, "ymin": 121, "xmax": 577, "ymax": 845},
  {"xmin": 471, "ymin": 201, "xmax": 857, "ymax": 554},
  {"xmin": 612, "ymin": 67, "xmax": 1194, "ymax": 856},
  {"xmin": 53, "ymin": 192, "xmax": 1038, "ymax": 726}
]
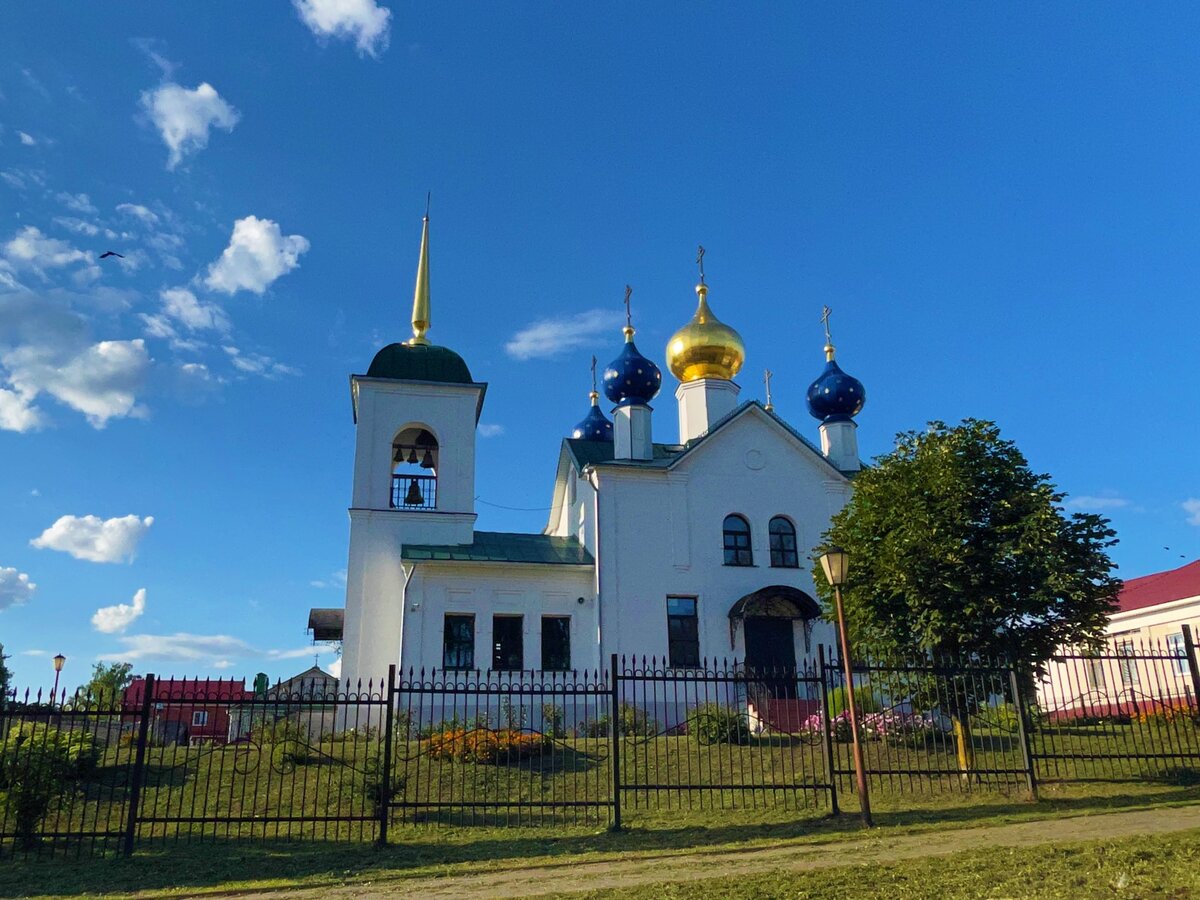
[{"xmin": 2, "ymin": 3, "xmax": 1198, "ymax": 691}]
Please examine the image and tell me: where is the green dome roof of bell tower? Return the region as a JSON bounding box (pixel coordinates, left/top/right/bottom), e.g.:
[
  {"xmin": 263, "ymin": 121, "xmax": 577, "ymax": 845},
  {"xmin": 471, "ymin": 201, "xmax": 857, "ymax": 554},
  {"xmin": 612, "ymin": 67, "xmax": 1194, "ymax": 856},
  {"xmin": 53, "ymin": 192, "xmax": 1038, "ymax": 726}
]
[{"xmin": 366, "ymin": 342, "xmax": 473, "ymax": 383}]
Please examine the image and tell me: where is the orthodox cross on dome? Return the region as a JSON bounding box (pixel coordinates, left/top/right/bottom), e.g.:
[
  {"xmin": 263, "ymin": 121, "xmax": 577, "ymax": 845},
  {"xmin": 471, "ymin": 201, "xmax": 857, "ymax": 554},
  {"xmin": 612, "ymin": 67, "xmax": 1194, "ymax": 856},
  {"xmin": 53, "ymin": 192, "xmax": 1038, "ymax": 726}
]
[
  {"xmin": 764, "ymin": 368, "xmax": 774, "ymax": 412},
  {"xmin": 821, "ymin": 305, "xmax": 833, "ymax": 344},
  {"xmin": 590, "ymin": 354, "xmax": 598, "ymax": 392},
  {"xmin": 623, "ymin": 284, "xmax": 633, "ymax": 328},
  {"xmin": 696, "ymin": 244, "xmax": 706, "ymax": 285}
]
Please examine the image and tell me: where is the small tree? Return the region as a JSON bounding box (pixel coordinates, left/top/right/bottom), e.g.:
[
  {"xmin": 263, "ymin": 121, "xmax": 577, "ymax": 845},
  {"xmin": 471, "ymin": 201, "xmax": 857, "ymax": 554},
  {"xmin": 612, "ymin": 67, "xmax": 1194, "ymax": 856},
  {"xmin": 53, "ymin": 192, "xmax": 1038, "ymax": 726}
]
[
  {"xmin": 0, "ymin": 644, "xmax": 11, "ymax": 700},
  {"xmin": 814, "ymin": 419, "xmax": 1120, "ymax": 773},
  {"xmin": 79, "ymin": 662, "xmax": 134, "ymax": 704}
]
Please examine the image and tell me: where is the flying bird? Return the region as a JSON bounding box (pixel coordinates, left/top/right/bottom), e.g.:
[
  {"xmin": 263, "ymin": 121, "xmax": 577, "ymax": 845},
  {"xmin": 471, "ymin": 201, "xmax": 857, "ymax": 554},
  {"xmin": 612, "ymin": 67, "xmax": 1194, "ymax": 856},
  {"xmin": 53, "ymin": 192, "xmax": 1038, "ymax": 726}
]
[{"xmin": 98, "ymin": 251, "xmax": 125, "ymax": 259}]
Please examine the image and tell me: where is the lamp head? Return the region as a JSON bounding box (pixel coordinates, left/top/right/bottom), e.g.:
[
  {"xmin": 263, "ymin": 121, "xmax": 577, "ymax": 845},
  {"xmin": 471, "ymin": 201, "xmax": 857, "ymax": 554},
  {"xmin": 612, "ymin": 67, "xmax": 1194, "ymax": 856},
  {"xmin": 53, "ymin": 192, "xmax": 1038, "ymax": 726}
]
[
  {"xmin": 52, "ymin": 653, "xmax": 66, "ymax": 673},
  {"xmin": 819, "ymin": 546, "xmax": 850, "ymax": 588}
]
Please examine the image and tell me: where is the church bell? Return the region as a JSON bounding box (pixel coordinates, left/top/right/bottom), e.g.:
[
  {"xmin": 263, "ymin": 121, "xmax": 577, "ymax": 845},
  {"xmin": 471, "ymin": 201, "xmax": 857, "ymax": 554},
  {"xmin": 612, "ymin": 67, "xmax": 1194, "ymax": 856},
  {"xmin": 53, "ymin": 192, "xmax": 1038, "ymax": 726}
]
[
  {"xmin": 419, "ymin": 449, "xmax": 435, "ymax": 469},
  {"xmin": 403, "ymin": 478, "xmax": 424, "ymax": 506}
]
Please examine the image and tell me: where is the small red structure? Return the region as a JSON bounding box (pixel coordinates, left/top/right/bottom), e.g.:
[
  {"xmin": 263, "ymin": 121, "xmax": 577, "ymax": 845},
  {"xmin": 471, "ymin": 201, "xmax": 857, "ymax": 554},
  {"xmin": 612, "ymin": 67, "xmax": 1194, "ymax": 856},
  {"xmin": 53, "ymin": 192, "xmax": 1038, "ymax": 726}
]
[{"xmin": 124, "ymin": 677, "xmax": 252, "ymax": 745}]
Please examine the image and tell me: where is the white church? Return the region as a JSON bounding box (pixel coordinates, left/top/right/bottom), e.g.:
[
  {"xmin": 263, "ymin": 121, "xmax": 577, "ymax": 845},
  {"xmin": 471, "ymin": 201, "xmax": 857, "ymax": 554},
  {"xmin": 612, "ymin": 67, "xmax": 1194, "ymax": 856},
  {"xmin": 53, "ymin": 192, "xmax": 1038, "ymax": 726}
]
[{"xmin": 309, "ymin": 214, "xmax": 869, "ymax": 685}]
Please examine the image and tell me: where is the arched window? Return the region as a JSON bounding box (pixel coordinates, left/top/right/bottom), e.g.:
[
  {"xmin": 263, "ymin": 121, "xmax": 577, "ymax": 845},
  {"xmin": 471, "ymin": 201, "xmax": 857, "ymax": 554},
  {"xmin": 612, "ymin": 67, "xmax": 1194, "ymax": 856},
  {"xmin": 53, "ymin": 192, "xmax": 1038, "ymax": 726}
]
[
  {"xmin": 722, "ymin": 514, "xmax": 753, "ymax": 566},
  {"xmin": 769, "ymin": 517, "xmax": 799, "ymax": 568}
]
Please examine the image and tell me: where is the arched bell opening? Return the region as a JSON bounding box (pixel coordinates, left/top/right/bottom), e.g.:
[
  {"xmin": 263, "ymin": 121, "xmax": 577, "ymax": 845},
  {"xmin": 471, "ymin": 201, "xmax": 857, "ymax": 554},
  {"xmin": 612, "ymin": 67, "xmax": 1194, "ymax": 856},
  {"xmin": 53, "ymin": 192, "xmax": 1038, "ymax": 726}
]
[{"xmin": 391, "ymin": 426, "xmax": 439, "ymax": 510}]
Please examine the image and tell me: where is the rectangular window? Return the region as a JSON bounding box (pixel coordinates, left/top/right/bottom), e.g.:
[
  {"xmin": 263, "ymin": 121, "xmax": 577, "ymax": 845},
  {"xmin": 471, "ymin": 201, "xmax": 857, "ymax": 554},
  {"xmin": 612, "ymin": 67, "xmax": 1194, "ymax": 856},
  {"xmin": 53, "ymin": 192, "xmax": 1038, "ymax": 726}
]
[
  {"xmin": 191, "ymin": 710, "xmax": 209, "ymax": 727},
  {"xmin": 666, "ymin": 596, "xmax": 700, "ymax": 668},
  {"xmin": 541, "ymin": 616, "xmax": 571, "ymax": 671},
  {"xmin": 492, "ymin": 615, "xmax": 524, "ymax": 671},
  {"xmin": 1085, "ymin": 658, "xmax": 1106, "ymax": 690},
  {"xmin": 769, "ymin": 528, "xmax": 799, "ymax": 568},
  {"xmin": 1167, "ymin": 633, "xmax": 1187, "ymax": 675},
  {"xmin": 443, "ymin": 614, "xmax": 475, "ymax": 670},
  {"xmin": 1117, "ymin": 639, "xmax": 1140, "ymax": 687}
]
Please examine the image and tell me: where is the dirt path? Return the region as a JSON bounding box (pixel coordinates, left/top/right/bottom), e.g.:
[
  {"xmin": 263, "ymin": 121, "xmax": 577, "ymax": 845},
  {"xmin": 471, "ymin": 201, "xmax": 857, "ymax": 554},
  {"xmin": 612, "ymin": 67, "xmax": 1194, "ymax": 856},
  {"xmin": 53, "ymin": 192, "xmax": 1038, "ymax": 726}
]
[{"xmin": 232, "ymin": 804, "xmax": 1200, "ymax": 899}]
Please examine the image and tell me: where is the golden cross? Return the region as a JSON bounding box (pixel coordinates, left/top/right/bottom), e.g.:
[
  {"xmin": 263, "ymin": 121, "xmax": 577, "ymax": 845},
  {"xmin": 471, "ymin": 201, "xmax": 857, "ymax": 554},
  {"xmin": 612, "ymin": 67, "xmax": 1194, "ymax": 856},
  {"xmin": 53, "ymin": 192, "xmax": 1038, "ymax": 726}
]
[
  {"xmin": 821, "ymin": 305, "xmax": 833, "ymax": 344},
  {"xmin": 764, "ymin": 369, "xmax": 774, "ymax": 410},
  {"xmin": 696, "ymin": 244, "xmax": 706, "ymax": 284},
  {"xmin": 623, "ymin": 284, "xmax": 633, "ymax": 327}
]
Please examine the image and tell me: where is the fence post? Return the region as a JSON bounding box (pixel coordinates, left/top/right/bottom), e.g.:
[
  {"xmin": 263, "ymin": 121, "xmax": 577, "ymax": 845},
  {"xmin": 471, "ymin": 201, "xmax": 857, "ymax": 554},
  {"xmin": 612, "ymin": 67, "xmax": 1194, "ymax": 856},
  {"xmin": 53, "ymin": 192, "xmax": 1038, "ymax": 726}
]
[
  {"xmin": 123, "ymin": 672, "xmax": 155, "ymax": 857},
  {"xmin": 1007, "ymin": 663, "xmax": 1038, "ymax": 801},
  {"xmin": 377, "ymin": 665, "xmax": 397, "ymax": 847},
  {"xmin": 817, "ymin": 644, "xmax": 839, "ymax": 816},
  {"xmin": 1182, "ymin": 625, "xmax": 1200, "ymax": 713},
  {"xmin": 609, "ymin": 652, "xmax": 622, "ymax": 831}
]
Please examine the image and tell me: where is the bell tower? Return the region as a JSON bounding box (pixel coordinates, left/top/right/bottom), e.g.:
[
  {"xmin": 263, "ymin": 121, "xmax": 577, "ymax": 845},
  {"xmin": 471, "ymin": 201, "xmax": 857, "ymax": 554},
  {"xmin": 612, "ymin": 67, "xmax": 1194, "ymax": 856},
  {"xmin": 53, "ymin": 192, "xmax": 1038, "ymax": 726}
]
[{"xmin": 338, "ymin": 209, "xmax": 487, "ymax": 686}]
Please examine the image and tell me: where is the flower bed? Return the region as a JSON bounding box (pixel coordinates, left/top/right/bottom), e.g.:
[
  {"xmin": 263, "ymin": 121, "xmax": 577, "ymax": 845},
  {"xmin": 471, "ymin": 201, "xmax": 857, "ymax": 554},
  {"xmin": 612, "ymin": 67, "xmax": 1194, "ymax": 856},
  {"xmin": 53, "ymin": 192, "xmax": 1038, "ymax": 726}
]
[{"xmin": 425, "ymin": 727, "xmax": 550, "ymax": 764}]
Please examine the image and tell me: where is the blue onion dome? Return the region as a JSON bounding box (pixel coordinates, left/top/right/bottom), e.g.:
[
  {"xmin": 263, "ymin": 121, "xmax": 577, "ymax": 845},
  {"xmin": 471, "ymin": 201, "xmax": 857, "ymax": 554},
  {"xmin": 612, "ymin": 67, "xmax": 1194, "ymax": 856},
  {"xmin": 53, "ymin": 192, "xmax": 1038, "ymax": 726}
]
[
  {"xmin": 602, "ymin": 326, "xmax": 662, "ymax": 407},
  {"xmin": 571, "ymin": 391, "xmax": 614, "ymax": 440},
  {"xmin": 806, "ymin": 342, "xmax": 866, "ymax": 422}
]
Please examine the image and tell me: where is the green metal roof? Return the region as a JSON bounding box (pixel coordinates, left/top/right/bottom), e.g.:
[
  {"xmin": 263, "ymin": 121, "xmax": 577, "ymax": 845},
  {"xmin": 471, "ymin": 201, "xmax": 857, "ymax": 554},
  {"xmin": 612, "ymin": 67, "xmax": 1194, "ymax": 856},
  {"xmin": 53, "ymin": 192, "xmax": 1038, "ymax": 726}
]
[
  {"xmin": 401, "ymin": 531, "xmax": 593, "ymax": 566},
  {"xmin": 366, "ymin": 342, "xmax": 472, "ymax": 383}
]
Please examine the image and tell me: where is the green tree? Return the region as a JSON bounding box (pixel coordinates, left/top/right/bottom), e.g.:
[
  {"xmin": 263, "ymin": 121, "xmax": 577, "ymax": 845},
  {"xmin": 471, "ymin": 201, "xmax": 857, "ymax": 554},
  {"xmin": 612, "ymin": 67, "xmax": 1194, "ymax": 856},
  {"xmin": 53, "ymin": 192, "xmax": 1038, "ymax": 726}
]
[
  {"xmin": 0, "ymin": 644, "xmax": 11, "ymax": 699},
  {"xmin": 813, "ymin": 419, "xmax": 1120, "ymax": 773},
  {"xmin": 79, "ymin": 662, "xmax": 134, "ymax": 703}
]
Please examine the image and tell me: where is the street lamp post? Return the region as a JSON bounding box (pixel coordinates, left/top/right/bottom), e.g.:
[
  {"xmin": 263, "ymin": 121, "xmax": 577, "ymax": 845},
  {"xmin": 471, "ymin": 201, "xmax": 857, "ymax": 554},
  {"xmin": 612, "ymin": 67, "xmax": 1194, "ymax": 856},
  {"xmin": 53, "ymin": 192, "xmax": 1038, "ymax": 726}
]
[
  {"xmin": 819, "ymin": 547, "xmax": 873, "ymax": 827},
  {"xmin": 51, "ymin": 653, "xmax": 66, "ymax": 706}
]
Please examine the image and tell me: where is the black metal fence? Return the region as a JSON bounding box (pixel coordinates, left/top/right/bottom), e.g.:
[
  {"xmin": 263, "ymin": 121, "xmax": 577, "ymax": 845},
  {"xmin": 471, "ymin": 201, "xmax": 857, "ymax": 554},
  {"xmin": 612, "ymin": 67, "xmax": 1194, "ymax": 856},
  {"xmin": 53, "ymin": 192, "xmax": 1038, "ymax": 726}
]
[{"xmin": 1, "ymin": 631, "xmax": 1197, "ymax": 858}]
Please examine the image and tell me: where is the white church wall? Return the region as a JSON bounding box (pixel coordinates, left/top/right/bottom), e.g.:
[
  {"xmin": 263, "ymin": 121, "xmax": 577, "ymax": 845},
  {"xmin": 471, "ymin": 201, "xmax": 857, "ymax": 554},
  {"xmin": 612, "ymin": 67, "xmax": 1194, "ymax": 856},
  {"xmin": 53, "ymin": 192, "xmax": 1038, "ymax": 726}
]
[
  {"xmin": 399, "ymin": 562, "xmax": 598, "ymax": 674},
  {"xmin": 594, "ymin": 408, "xmax": 848, "ymax": 668}
]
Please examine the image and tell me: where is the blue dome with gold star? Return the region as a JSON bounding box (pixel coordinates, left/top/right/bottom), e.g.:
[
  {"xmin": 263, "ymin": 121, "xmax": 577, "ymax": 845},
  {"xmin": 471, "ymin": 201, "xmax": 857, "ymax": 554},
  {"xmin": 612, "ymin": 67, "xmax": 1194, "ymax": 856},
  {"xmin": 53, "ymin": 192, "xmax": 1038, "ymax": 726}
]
[
  {"xmin": 571, "ymin": 393, "xmax": 614, "ymax": 440},
  {"xmin": 603, "ymin": 327, "xmax": 662, "ymax": 407},
  {"xmin": 806, "ymin": 356, "xmax": 865, "ymax": 422}
]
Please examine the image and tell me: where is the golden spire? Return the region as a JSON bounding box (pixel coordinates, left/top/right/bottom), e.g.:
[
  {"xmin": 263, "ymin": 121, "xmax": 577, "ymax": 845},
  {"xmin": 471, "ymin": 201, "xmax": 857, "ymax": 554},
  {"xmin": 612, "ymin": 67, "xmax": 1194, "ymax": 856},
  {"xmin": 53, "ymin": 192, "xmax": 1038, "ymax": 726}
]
[
  {"xmin": 821, "ymin": 305, "xmax": 835, "ymax": 362},
  {"xmin": 406, "ymin": 196, "xmax": 431, "ymax": 346},
  {"xmin": 665, "ymin": 245, "xmax": 745, "ymax": 381}
]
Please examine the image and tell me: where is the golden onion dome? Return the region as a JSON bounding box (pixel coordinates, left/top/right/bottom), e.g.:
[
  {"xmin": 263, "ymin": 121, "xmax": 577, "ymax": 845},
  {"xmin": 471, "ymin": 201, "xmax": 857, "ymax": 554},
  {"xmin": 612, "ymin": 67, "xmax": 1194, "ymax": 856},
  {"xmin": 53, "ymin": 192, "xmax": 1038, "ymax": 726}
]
[{"xmin": 666, "ymin": 283, "xmax": 746, "ymax": 382}]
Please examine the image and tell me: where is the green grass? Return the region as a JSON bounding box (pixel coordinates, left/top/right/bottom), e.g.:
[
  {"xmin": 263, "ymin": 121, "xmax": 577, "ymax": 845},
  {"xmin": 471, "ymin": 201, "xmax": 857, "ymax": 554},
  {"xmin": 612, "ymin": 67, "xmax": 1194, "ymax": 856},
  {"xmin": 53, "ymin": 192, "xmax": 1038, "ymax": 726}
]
[{"xmin": 559, "ymin": 827, "xmax": 1200, "ymax": 898}]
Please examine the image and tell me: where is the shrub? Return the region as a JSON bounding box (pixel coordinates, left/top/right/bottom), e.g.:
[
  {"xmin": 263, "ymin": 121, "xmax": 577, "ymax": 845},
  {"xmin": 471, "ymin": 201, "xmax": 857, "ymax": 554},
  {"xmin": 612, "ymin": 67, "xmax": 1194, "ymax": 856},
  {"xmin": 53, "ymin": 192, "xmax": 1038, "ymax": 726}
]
[
  {"xmin": 259, "ymin": 718, "xmax": 318, "ymax": 767},
  {"xmin": 580, "ymin": 715, "xmax": 610, "ymax": 739},
  {"xmin": 616, "ymin": 704, "xmax": 657, "ymax": 737},
  {"xmin": 0, "ymin": 723, "xmax": 99, "ymax": 849},
  {"xmin": 688, "ymin": 704, "xmax": 750, "ymax": 745},
  {"xmin": 425, "ymin": 727, "xmax": 550, "ymax": 764},
  {"xmin": 985, "ymin": 702, "xmax": 1021, "ymax": 732},
  {"xmin": 541, "ymin": 703, "xmax": 565, "ymax": 739},
  {"xmin": 825, "ymin": 685, "xmax": 880, "ymax": 716},
  {"xmin": 1136, "ymin": 706, "xmax": 1193, "ymax": 726}
]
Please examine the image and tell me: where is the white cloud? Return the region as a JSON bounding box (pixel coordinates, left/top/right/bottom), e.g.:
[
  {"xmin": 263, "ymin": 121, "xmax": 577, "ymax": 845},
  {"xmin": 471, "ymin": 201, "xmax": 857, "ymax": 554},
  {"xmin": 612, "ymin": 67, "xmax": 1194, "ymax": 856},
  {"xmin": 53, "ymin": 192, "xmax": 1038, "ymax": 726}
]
[
  {"xmin": 140, "ymin": 82, "xmax": 240, "ymax": 169},
  {"xmin": 1184, "ymin": 498, "xmax": 1200, "ymax": 527},
  {"xmin": 160, "ymin": 287, "xmax": 229, "ymax": 333},
  {"xmin": 0, "ymin": 567, "xmax": 36, "ymax": 610},
  {"xmin": 204, "ymin": 216, "xmax": 310, "ymax": 295},
  {"xmin": 328, "ymin": 658, "xmax": 342, "ymax": 679},
  {"xmin": 98, "ymin": 632, "xmax": 338, "ymax": 666},
  {"xmin": 31, "ymin": 514, "xmax": 154, "ymax": 563},
  {"xmin": 20, "ymin": 649, "xmax": 48, "ymax": 657},
  {"xmin": 52, "ymin": 217, "xmax": 101, "ymax": 237},
  {"xmin": 293, "ymin": 0, "xmax": 391, "ymax": 57},
  {"xmin": 310, "ymin": 569, "xmax": 347, "ymax": 589},
  {"xmin": 0, "ymin": 387, "xmax": 43, "ymax": 432},
  {"xmin": 1066, "ymin": 495, "xmax": 1130, "ymax": 512},
  {"xmin": 55, "ymin": 192, "xmax": 98, "ymax": 215},
  {"xmin": 115, "ymin": 203, "xmax": 160, "ymax": 226},
  {"xmin": 92, "ymin": 587, "xmax": 147, "ymax": 634},
  {"xmin": 223, "ymin": 345, "xmax": 300, "ymax": 378},
  {"xmin": 3, "ymin": 339, "xmax": 151, "ymax": 427},
  {"xmin": 3, "ymin": 226, "xmax": 92, "ymax": 276},
  {"xmin": 505, "ymin": 309, "xmax": 624, "ymax": 361},
  {"xmin": 478, "ymin": 423, "xmax": 504, "ymax": 437},
  {"xmin": 18, "ymin": 132, "xmax": 36, "ymax": 147}
]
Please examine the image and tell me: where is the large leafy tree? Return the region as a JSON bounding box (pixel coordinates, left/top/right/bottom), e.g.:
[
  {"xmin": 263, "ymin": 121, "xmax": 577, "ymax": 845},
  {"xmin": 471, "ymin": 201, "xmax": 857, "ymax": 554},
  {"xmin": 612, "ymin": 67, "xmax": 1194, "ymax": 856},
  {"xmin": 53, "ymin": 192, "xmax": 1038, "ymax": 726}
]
[
  {"xmin": 813, "ymin": 419, "xmax": 1121, "ymax": 770},
  {"xmin": 78, "ymin": 662, "xmax": 134, "ymax": 703}
]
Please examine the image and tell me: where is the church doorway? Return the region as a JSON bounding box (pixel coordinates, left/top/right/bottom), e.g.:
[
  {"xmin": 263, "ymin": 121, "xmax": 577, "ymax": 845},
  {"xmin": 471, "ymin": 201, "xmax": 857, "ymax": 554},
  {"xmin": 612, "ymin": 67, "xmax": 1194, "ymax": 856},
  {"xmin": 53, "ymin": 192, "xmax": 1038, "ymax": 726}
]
[
  {"xmin": 743, "ymin": 617, "xmax": 797, "ymax": 698},
  {"xmin": 728, "ymin": 585, "xmax": 821, "ymax": 700}
]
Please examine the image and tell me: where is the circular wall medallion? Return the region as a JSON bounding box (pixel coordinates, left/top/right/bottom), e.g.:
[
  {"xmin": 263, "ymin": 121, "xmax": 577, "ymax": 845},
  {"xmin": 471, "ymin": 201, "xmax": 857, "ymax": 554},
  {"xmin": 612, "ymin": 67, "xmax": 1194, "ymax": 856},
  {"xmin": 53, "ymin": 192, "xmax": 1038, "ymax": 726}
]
[{"xmin": 744, "ymin": 449, "xmax": 765, "ymax": 471}]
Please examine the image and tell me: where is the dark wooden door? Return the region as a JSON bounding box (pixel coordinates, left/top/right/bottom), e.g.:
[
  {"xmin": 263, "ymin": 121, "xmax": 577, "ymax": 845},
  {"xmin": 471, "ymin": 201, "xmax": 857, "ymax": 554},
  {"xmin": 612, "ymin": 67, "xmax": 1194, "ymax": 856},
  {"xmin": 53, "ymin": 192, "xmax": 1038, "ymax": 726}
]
[{"xmin": 743, "ymin": 617, "xmax": 797, "ymax": 698}]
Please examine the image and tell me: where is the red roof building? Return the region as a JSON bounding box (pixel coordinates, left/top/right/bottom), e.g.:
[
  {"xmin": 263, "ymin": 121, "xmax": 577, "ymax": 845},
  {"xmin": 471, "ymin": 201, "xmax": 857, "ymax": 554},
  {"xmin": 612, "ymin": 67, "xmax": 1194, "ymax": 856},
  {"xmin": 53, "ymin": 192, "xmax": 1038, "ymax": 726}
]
[
  {"xmin": 1115, "ymin": 559, "xmax": 1200, "ymax": 615},
  {"xmin": 124, "ymin": 677, "xmax": 252, "ymax": 745}
]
